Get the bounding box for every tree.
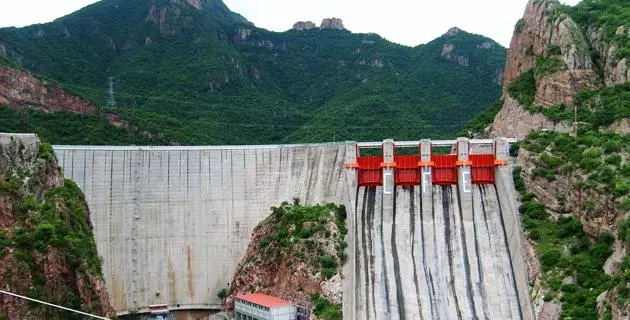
[217,288,229,311]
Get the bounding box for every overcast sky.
[0,0,581,47]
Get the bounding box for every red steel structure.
[350,142,505,187]
[470,154,495,184]
[432,154,458,185]
[357,156,382,186]
[395,155,420,186]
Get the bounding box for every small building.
[234,293,297,320]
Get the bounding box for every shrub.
[535,56,566,77]
[319,255,337,269]
[618,217,630,243]
[312,294,342,320]
[515,19,527,33]
[507,70,536,106]
[540,248,563,269]
[38,143,56,161]
[558,217,583,238]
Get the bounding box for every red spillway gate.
[357,156,382,186]
[432,154,458,185]
[470,154,495,184]
[395,155,420,186]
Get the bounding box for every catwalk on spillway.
[353,185,522,320]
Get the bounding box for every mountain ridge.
[0,0,506,145]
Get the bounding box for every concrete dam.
[52,137,535,319]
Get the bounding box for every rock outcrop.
[492,0,600,137]
[320,18,344,30]
[231,202,346,314]
[0,65,96,114]
[293,21,317,31]
[0,133,114,319]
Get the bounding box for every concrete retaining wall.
[53,143,356,314]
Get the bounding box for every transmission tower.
[107,77,116,108]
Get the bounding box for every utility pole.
[19,107,28,133]
[107,77,116,108]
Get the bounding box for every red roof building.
[234,293,296,320]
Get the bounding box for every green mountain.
[0,0,506,144]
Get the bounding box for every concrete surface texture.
[352,185,526,319]
[53,143,356,314]
[50,137,534,319]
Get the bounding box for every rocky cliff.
[0,64,96,114]
[320,18,345,30]
[293,21,317,31]
[489,0,629,319]
[0,133,113,319]
[231,201,346,319]
[491,0,628,138]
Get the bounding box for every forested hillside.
[0,0,505,144]
[485,0,629,318]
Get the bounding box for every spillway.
[351,185,522,319]
[43,136,535,319]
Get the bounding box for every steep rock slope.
[0,134,113,319]
[0,61,95,114]
[486,0,629,319]
[231,201,347,319]
[0,0,505,144]
[492,0,628,138]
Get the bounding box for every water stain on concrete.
[187,245,195,298]
[168,258,177,305]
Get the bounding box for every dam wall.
[53,143,357,314]
[46,136,535,319]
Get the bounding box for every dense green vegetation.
[513,164,627,319]
[256,200,347,280]
[559,0,630,59]
[0,150,106,318]
[311,293,342,320]
[0,105,164,145]
[507,70,536,107]
[521,131,629,207]
[457,99,504,136]
[0,0,505,144]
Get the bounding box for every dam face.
[53,143,356,314]
[50,137,535,319]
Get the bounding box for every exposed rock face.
[185,0,202,9]
[502,0,593,87]
[492,0,601,137]
[0,65,96,114]
[231,203,346,313]
[492,96,571,138]
[235,28,252,41]
[446,27,460,36]
[0,44,6,58]
[145,2,184,35]
[516,149,621,238]
[478,41,493,49]
[441,43,470,67]
[0,134,114,319]
[587,26,630,86]
[320,18,344,30]
[293,21,317,31]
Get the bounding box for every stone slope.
[0,134,113,319]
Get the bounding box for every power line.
[0,289,110,320]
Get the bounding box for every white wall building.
[234,293,297,320]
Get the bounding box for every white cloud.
[0,0,583,47]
